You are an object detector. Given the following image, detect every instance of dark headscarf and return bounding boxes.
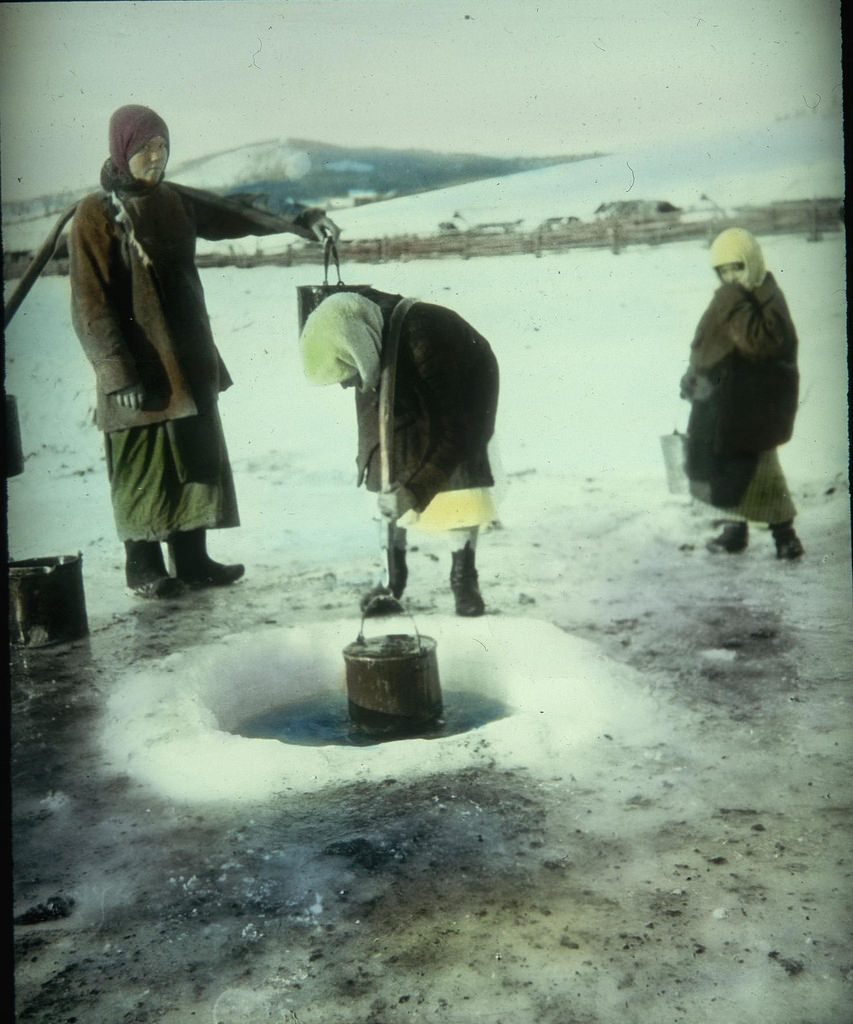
[100,104,170,194]
[109,104,169,174]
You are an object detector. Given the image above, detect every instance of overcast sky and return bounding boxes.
[0,0,843,203]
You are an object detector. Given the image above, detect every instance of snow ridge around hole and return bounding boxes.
[101,615,665,803]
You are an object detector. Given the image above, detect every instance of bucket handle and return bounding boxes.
[355,604,424,650]
[323,236,343,286]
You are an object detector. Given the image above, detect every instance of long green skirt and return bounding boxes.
[691,448,796,525]
[105,408,239,542]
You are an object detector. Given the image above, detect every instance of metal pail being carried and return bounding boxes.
[296,236,373,331]
[343,632,443,736]
[9,554,89,647]
[660,431,689,494]
[297,283,376,332]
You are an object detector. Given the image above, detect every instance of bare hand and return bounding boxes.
[377,486,418,522]
[311,215,341,243]
[111,384,146,410]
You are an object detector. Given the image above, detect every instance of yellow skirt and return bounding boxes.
[722,448,796,524]
[399,487,497,533]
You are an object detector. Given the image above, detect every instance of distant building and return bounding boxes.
[538,215,581,232]
[350,189,394,207]
[470,219,524,235]
[438,215,523,235]
[594,200,682,222]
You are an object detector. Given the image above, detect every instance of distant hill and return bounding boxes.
[2,112,842,258]
[0,139,598,225]
[169,138,597,210]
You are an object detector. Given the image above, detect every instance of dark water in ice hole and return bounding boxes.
[237,689,508,747]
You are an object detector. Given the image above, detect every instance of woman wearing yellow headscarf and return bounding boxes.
[679,228,804,559]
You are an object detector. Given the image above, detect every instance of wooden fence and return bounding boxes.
[3,198,842,281]
[194,198,846,270]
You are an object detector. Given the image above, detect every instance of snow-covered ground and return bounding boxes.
[7,223,849,782]
[8,145,852,1022]
[6,231,848,590]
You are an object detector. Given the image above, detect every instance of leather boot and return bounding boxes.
[168,528,245,587]
[450,542,485,617]
[771,521,805,560]
[125,540,185,599]
[706,520,748,554]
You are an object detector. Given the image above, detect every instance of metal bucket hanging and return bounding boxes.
[9,553,89,647]
[660,430,689,494]
[343,624,443,737]
[296,236,375,331]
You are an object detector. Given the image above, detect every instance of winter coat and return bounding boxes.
[682,272,799,506]
[70,182,318,433]
[353,294,499,512]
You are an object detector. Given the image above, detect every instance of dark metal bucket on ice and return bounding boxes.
[343,632,443,736]
[9,554,89,647]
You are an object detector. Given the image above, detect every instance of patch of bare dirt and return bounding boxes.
[10,484,853,1023]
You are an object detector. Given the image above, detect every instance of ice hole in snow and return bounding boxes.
[238,688,508,747]
[102,616,665,803]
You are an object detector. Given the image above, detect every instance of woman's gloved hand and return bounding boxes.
[679,371,697,400]
[313,214,339,241]
[681,371,715,402]
[295,206,341,243]
[111,384,146,410]
[310,214,341,243]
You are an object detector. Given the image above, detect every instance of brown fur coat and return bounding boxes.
[69,183,315,432]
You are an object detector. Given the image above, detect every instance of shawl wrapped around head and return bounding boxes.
[99,104,170,195]
[109,104,170,176]
[299,292,385,392]
[709,227,767,290]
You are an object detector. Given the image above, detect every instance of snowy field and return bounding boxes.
[6,228,849,800]
[7,167,852,1024]
[6,229,848,596]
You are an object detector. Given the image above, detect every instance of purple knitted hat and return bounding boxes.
[108,105,170,175]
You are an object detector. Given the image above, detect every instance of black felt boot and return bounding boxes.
[168,529,245,587]
[771,521,805,560]
[125,540,185,599]
[450,542,485,617]
[706,520,748,554]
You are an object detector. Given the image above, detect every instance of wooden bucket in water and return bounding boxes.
[343,632,443,736]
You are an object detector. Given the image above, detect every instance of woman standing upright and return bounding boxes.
[680,227,804,559]
[70,105,339,598]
